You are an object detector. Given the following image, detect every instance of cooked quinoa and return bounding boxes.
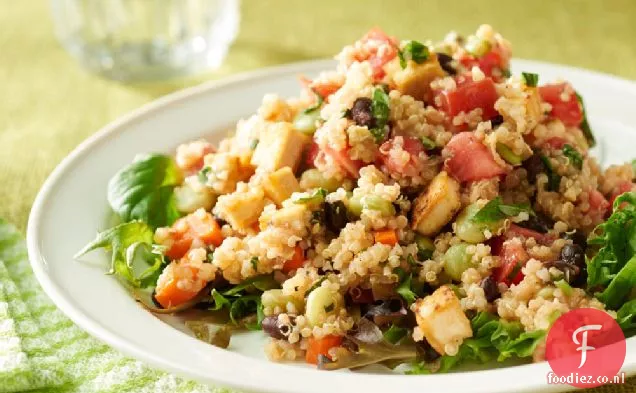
[80,25,636,374]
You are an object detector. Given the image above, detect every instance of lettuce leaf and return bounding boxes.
[108,154,182,228]
[587,192,636,309]
[74,221,164,288]
[617,299,636,337]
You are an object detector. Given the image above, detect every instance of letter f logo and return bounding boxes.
[572,324,602,368]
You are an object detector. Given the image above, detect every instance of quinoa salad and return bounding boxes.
[77,25,636,373]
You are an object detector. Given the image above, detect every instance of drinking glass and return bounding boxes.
[50,0,240,81]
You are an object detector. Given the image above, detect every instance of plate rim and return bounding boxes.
[26,58,636,393]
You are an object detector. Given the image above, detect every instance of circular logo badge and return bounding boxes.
[546,308,626,388]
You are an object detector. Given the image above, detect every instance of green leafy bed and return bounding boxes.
[75,148,636,372]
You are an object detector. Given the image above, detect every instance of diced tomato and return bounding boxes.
[458,44,510,80]
[444,132,507,182]
[187,212,223,247]
[545,137,566,150]
[379,137,427,177]
[165,234,193,260]
[306,335,343,365]
[609,182,635,206]
[504,224,554,245]
[493,240,529,286]
[587,189,610,218]
[539,83,583,127]
[304,141,320,168]
[436,78,499,120]
[357,28,399,79]
[323,145,364,178]
[299,76,342,101]
[282,245,305,274]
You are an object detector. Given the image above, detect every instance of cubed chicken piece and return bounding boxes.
[495,86,542,134]
[386,53,445,102]
[413,286,473,356]
[214,185,266,231]
[412,171,461,236]
[251,122,310,172]
[262,167,301,206]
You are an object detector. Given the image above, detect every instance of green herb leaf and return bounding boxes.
[396,270,417,305]
[574,92,596,147]
[370,87,390,143]
[471,197,535,223]
[249,139,259,150]
[250,256,259,271]
[108,154,182,229]
[562,144,583,170]
[398,40,430,69]
[210,289,231,311]
[303,89,324,114]
[540,155,561,191]
[384,324,408,344]
[521,72,539,87]
[222,275,279,296]
[198,166,211,185]
[74,221,164,288]
[229,295,261,327]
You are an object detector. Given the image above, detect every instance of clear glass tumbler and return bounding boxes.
[50,0,240,81]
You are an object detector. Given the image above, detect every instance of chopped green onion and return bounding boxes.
[398,40,430,69]
[521,72,539,87]
[562,144,583,170]
[554,279,573,297]
[420,136,437,150]
[293,188,327,205]
[303,89,324,114]
[250,256,259,270]
[496,143,522,166]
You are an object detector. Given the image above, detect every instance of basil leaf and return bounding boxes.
[108,154,182,229]
[574,92,596,147]
[74,221,164,288]
[471,197,535,223]
[540,155,561,191]
[521,72,539,87]
[398,40,430,69]
[562,144,583,170]
[370,87,390,143]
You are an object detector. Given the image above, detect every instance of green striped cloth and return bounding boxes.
[0,219,230,393]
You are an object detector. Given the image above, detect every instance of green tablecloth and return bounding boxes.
[1,0,635,392]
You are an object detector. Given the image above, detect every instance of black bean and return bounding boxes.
[324,201,349,234]
[490,114,504,127]
[480,276,500,303]
[436,53,457,76]
[518,212,554,234]
[416,339,441,362]
[562,230,587,249]
[560,244,585,269]
[262,315,288,340]
[351,97,375,128]
[524,153,545,183]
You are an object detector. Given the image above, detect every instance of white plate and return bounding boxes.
[27,59,636,393]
